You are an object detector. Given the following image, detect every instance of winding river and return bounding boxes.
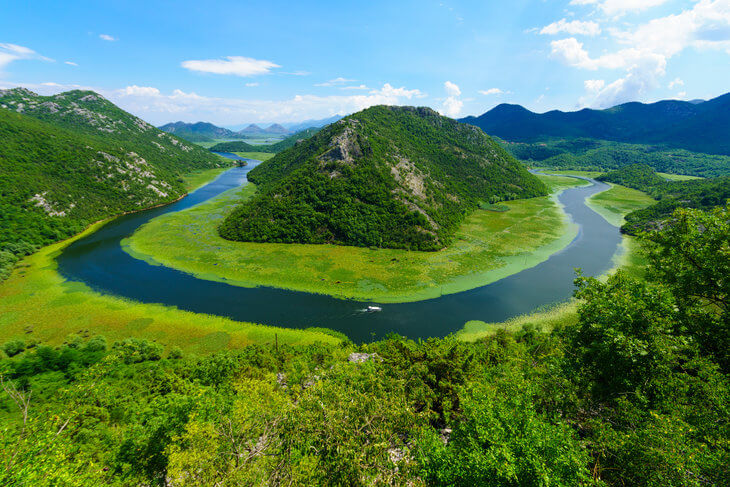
[57,154,621,342]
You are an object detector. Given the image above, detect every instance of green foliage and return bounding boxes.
[418,377,594,486]
[0,88,228,281]
[505,138,730,178]
[0,206,728,486]
[2,339,25,358]
[595,164,730,233]
[220,106,547,250]
[644,205,730,371]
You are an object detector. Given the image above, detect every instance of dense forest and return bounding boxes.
[0,88,228,280]
[209,127,321,153]
[2,204,728,486]
[219,105,547,251]
[461,92,730,156]
[501,138,730,177]
[596,164,730,233]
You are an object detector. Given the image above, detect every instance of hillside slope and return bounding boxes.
[0,88,228,277]
[158,121,240,142]
[219,105,547,251]
[461,92,730,155]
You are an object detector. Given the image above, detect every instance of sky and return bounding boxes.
[1,0,729,126]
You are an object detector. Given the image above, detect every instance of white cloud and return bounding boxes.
[245,82,259,87]
[540,19,601,36]
[315,77,357,87]
[99,34,117,41]
[677,91,687,98]
[444,81,461,96]
[181,56,279,77]
[440,81,463,117]
[569,0,669,16]
[479,88,506,95]
[668,77,684,89]
[103,82,425,124]
[616,0,730,57]
[340,84,369,90]
[64,61,78,66]
[0,43,53,71]
[584,79,606,92]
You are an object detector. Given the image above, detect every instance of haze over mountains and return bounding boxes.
[460,92,730,156]
[159,115,344,143]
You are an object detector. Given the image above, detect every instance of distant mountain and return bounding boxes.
[210,127,321,154]
[265,123,290,134]
[285,114,342,132]
[238,124,266,135]
[460,92,730,156]
[158,121,240,142]
[0,88,227,277]
[219,106,546,251]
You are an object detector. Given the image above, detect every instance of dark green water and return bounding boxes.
[57,155,621,342]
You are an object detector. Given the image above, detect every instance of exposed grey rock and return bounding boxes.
[347,352,381,363]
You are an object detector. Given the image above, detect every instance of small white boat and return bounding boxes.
[366,305,382,312]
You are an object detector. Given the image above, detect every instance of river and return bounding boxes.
[57,155,620,342]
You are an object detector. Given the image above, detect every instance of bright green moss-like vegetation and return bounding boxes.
[220,106,548,251]
[125,174,581,303]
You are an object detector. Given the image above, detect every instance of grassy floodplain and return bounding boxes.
[234,151,276,161]
[657,172,703,181]
[125,174,587,303]
[0,169,340,352]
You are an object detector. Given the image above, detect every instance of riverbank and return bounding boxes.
[124,174,588,303]
[0,168,341,353]
[456,181,655,341]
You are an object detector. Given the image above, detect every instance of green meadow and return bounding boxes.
[586,183,656,227]
[234,151,276,161]
[125,174,588,303]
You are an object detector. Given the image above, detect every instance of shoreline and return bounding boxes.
[123,174,592,304]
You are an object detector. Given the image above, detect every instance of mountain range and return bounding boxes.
[219,105,546,251]
[460,92,730,156]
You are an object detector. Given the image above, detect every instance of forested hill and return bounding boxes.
[158,121,240,142]
[209,127,321,153]
[0,88,228,279]
[460,92,730,156]
[219,105,547,251]
[597,164,730,233]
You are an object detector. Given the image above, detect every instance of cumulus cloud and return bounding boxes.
[101,82,424,124]
[181,56,280,77]
[439,81,463,117]
[99,34,117,41]
[569,0,669,16]
[444,80,461,97]
[540,19,601,36]
[0,43,53,71]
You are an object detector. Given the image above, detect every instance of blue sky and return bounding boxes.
[1,0,729,126]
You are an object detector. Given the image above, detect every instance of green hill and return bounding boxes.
[158,121,242,142]
[209,127,321,154]
[219,105,547,251]
[0,88,228,278]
